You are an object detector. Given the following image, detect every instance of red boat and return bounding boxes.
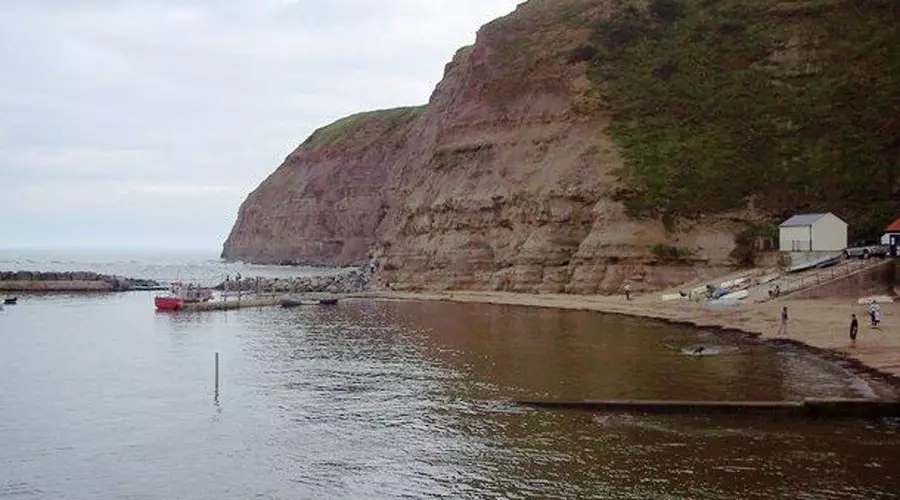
[153,282,214,311]
[154,296,185,311]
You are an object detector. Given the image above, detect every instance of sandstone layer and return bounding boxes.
[222,0,742,294]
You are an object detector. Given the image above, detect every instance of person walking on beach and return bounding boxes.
[849,313,859,348]
[871,302,882,328]
[777,306,789,335]
[623,282,632,301]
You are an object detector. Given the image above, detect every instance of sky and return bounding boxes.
[0,0,523,252]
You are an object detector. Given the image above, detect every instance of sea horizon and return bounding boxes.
[0,246,346,286]
[0,245,223,256]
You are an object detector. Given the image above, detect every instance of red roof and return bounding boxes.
[886,217,900,233]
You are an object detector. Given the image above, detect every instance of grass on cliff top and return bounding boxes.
[579,0,899,240]
[301,106,425,150]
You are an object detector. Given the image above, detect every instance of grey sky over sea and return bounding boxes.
[0,0,521,251]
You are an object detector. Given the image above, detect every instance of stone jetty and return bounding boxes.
[0,271,164,292]
[214,267,373,295]
[516,398,900,419]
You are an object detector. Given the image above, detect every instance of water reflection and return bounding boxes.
[368,301,790,402]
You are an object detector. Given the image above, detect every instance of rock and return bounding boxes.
[0,271,161,291]
[220,0,742,294]
[211,266,375,295]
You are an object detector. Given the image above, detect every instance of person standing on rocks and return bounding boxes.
[849,313,859,348]
[777,306,789,335]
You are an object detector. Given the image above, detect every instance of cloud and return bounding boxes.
[0,0,522,250]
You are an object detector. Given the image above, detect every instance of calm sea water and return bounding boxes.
[0,248,345,286]
[1,251,899,499]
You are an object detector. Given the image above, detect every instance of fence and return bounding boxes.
[778,258,884,296]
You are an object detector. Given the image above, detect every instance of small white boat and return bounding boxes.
[719,290,749,301]
[857,295,894,305]
[707,299,742,309]
[720,277,749,289]
[788,255,837,273]
[661,293,683,302]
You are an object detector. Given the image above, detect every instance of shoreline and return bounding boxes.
[355,290,900,400]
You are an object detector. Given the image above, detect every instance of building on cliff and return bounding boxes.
[779,213,848,253]
[882,217,900,257]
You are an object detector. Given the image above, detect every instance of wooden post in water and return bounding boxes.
[214,352,220,401]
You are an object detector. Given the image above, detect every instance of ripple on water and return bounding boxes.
[2,294,900,499]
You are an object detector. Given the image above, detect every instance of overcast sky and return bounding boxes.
[0,0,522,251]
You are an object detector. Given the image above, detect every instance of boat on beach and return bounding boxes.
[718,289,750,301]
[858,295,894,305]
[788,255,841,273]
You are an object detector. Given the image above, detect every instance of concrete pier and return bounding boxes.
[177,295,340,312]
[182,298,280,311]
[516,398,900,419]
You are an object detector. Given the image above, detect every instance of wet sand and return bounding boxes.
[362,290,900,399]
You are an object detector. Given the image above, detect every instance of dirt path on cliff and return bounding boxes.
[359,290,900,398]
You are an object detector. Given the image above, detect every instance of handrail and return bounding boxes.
[779,258,884,295]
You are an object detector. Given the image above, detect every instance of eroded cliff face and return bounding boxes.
[222,0,740,293]
[222,107,422,266]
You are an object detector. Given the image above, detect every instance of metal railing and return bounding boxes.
[778,257,887,296]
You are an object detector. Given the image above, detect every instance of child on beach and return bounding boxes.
[868,302,882,328]
[777,306,789,335]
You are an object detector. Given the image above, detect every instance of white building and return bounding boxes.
[779,212,848,252]
[882,217,900,257]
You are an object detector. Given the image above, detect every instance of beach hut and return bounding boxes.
[778,212,848,252]
[881,217,900,257]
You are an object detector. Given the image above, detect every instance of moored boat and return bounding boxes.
[154,296,185,311]
[153,282,213,311]
[280,297,339,308]
[3,297,18,305]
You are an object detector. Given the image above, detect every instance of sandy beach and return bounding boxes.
[363,290,900,398]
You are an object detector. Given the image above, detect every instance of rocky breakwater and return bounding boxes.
[0,271,164,292]
[214,267,373,295]
[222,0,740,294]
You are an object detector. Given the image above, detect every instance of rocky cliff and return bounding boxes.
[224,0,857,293]
[223,106,423,266]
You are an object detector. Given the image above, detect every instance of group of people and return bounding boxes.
[848,301,884,347]
[624,280,888,350]
[777,301,886,348]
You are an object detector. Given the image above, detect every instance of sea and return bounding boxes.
[0,248,346,287]
[1,249,899,499]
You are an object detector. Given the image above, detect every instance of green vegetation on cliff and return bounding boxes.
[580,0,899,239]
[301,106,425,150]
